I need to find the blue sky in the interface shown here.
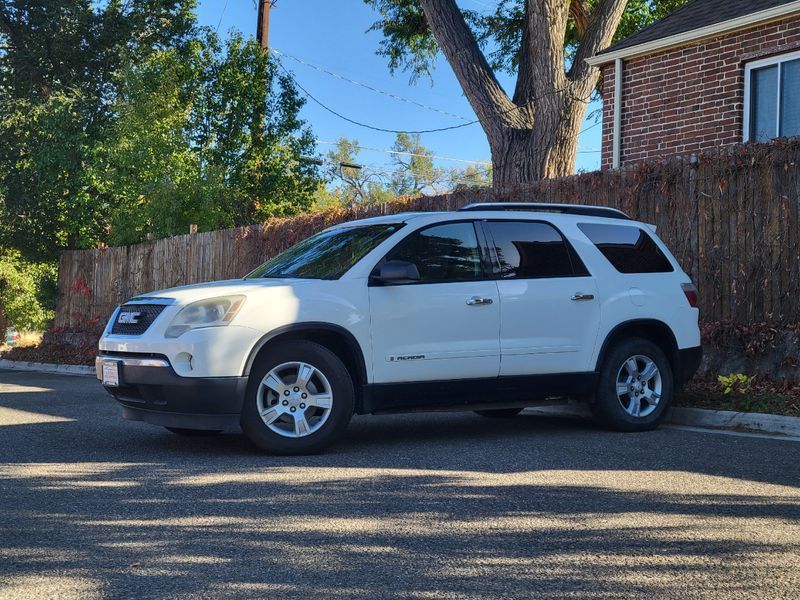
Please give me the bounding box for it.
[195,0,603,177]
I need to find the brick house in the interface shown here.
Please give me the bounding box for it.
[588,0,800,169]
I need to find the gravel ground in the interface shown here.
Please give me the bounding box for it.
[1,369,799,599]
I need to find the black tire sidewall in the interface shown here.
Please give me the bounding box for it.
[241,340,355,454]
[592,338,673,431]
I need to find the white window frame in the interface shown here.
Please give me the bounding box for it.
[743,48,800,142]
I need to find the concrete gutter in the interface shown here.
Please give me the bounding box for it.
[0,359,95,377]
[524,404,800,439]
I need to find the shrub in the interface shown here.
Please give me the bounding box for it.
[0,250,56,332]
[717,373,752,395]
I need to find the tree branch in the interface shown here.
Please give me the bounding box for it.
[569,0,590,37]
[419,0,525,131]
[513,0,570,105]
[570,0,629,83]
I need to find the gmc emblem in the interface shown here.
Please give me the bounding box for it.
[117,311,142,324]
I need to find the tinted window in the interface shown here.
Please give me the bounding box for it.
[578,223,673,274]
[246,224,402,280]
[487,221,588,279]
[384,222,482,282]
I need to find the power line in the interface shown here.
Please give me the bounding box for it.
[277,56,597,137]
[275,57,494,134]
[578,120,600,135]
[216,0,229,32]
[316,140,491,166]
[272,48,472,123]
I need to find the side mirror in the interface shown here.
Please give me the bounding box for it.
[371,260,421,284]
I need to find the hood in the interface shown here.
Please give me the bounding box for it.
[131,278,313,304]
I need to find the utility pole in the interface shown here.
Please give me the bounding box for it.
[256,0,271,49]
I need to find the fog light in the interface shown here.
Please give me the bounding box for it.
[174,352,193,374]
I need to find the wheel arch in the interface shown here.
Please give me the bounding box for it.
[243,322,369,408]
[594,319,680,384]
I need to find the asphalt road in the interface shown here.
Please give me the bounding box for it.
[0,369,799,599]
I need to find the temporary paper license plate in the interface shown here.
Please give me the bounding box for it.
[102,361,120,387]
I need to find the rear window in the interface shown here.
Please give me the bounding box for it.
[578,223,673,274]
[486,221,589,278]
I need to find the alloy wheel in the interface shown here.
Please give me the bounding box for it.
[615,354,662,418]
[256,361,334,438]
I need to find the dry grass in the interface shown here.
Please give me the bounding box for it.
[14,331,43,348]
[0,331,44,357]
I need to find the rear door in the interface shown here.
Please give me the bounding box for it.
[369,221,500,384]
[484,220,600,376]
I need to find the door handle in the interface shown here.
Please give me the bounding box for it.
[466,296,493,306]
[571,292,595,301]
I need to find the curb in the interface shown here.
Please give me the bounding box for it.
[668,406,800,437]
[523,404,800,438]
[0,359,95,378]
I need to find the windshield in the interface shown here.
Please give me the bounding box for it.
[245,223,404,280]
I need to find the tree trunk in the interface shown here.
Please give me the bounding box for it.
[488,96,585,189]
[418,0,628,189]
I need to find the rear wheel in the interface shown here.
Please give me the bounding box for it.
[474,408,523,418]
[591,337,673,432]
[241,340,354,455]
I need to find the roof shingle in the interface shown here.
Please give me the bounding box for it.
[599,0,800,55]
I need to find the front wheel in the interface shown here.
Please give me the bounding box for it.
[591,338,673,432]
[241,340,354,455]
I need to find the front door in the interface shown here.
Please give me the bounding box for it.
[483,220,600,376]
[369,221,500,384]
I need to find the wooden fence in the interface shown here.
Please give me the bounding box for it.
[55,140,800,330]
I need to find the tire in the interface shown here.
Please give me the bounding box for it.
[474,408,523,418]
[240,340,355,455]
[165,427,222,436]
[591,337,673,432]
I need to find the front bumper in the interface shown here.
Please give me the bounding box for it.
[96,354,247,430]
[98,324,262,379]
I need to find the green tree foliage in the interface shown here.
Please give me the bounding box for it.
[365,0,689,81]
[0,250,56,331]
[0,0,198,260]
[319,138,394,209]
[0,1,320,258]
[316,134,490,209]
[449,163,493,190]
[388,133,445,196]
[95,33,318,246]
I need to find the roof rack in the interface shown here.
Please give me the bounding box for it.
[458,202,632,220]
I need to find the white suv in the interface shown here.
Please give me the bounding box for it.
[97,203,702,454]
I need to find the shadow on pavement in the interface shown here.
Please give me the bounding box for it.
[1,369,799,598]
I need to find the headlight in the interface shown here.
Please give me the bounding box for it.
[165,295,246,338]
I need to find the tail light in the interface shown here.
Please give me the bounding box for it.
[681,282,698,308]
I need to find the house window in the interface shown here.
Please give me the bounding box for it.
[744,50,800,142]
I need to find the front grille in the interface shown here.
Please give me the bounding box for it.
[110,304,167,335]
